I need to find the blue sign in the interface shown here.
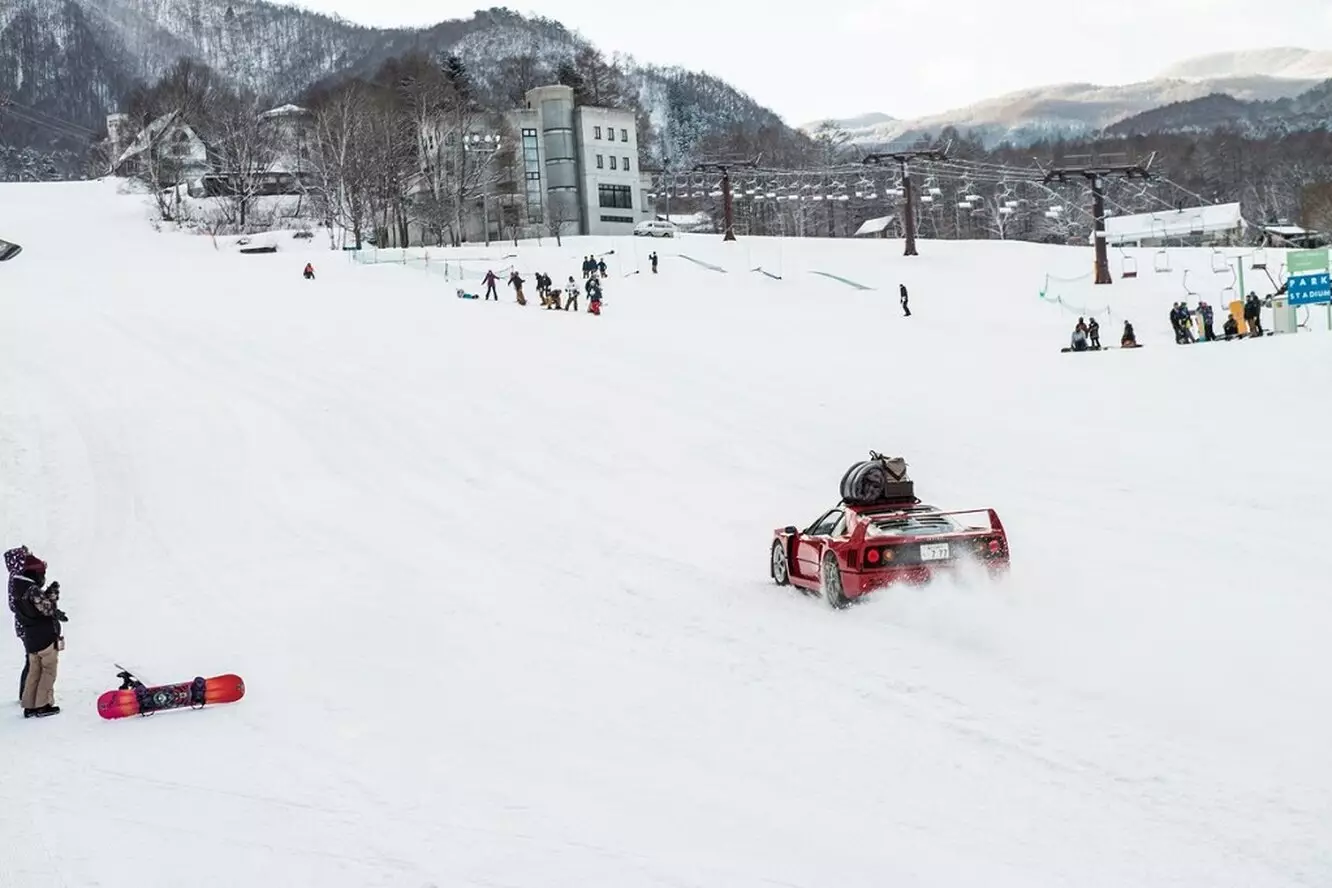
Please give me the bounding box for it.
[1288,272,1332,306]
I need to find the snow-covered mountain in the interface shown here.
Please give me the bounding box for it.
[807,48,1332,148]
[0,0,801,165]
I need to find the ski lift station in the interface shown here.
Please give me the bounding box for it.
[1098,202,1246,248]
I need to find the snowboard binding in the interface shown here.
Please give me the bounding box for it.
[112,666,207,715]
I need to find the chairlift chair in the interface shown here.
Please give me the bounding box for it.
[1211,249,1230,274]
[1182,269,1198,298]
[1153,247,1171,273]
[1121,254,1138,279]
[1251,246,1268,270]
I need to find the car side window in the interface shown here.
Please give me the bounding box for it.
[807,509,844,536]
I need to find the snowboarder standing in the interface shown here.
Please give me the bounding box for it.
[508,270,526,306]
[9,548,65,717]
[483,270,499,301]
[1121,320,1138,348]
[597,258,607,278]
[649,252,658,274]
[899,284,910,317]
[1087,317,1100,349]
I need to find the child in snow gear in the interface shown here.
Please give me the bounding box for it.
[587,277,603,315]
[899,284,910,317]
[456,288,479,300]
[1086,317,1100,349]
[303,263,315,280]
[650,252,658,273]
[1223,315,1239,339]
[10,549,66,717]
[508,271,527,306]
[597,258,607,278]
[1121,320,1138,348]
[483,270,499,300]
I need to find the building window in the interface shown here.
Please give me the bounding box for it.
[594,126,602,139]
[600,214,634,224]
[608,128,615,141]
[525,170,542,223]
[522,130,540,174]
[609,156,617,170]
[598,184,633,210]
[621,128,629,141]
[596,154,603,169]
[623,157,630,172]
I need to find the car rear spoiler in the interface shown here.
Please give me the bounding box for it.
[0,239,21,262]
[869,508,1006,534]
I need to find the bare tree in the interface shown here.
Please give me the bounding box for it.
[545,198,577,247]
[307,81,375,249]
[200,89,280,231]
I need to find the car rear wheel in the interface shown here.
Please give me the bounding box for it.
[771,541,790,585]
[821,553,849,609]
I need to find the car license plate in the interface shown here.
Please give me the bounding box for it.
[919,543,950,561]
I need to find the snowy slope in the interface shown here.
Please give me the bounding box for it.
[1,180,1331,887]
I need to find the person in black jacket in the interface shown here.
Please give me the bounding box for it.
[11,550,66,717]
[5,545,32,700]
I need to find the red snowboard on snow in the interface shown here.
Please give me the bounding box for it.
[97,668,245,719]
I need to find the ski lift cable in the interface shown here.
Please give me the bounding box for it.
[0,106,94,142]
[2,99,99,137]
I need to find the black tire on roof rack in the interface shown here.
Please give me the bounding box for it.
[840,453,913,505]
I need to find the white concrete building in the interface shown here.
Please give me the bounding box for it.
[507,85,649,238]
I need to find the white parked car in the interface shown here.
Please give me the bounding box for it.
[633,220,677,238]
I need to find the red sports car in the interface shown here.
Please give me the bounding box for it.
[770,500,1010,608]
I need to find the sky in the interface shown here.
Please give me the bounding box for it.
[287,0,1332,124]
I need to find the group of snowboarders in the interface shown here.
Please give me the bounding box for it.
[472,259,617,315]
[1068,316,1139,351]
[1172,293,1265,344]
[6,545,65,718]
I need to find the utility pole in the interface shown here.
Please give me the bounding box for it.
[694,157,758,241]
[1042,152,1154,284]
[862,145,948,256]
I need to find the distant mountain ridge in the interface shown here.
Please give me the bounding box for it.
[805,48,1332,148]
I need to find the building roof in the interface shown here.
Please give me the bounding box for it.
[1101,202,1245,244]
[260,104,309,119]
[855,215,895,236]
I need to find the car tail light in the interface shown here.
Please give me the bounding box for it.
[863,547,894,567]
[988,539,1002,554]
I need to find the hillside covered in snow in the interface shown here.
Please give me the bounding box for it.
[0,0,802,166]
[1,178,1330,886]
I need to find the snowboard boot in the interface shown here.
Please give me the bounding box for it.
[23,707,36,718]
[32,704,60,718]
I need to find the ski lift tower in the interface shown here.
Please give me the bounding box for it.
[862,144,950,256]
[693,156,760,241]
[1042,152,1154,284]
